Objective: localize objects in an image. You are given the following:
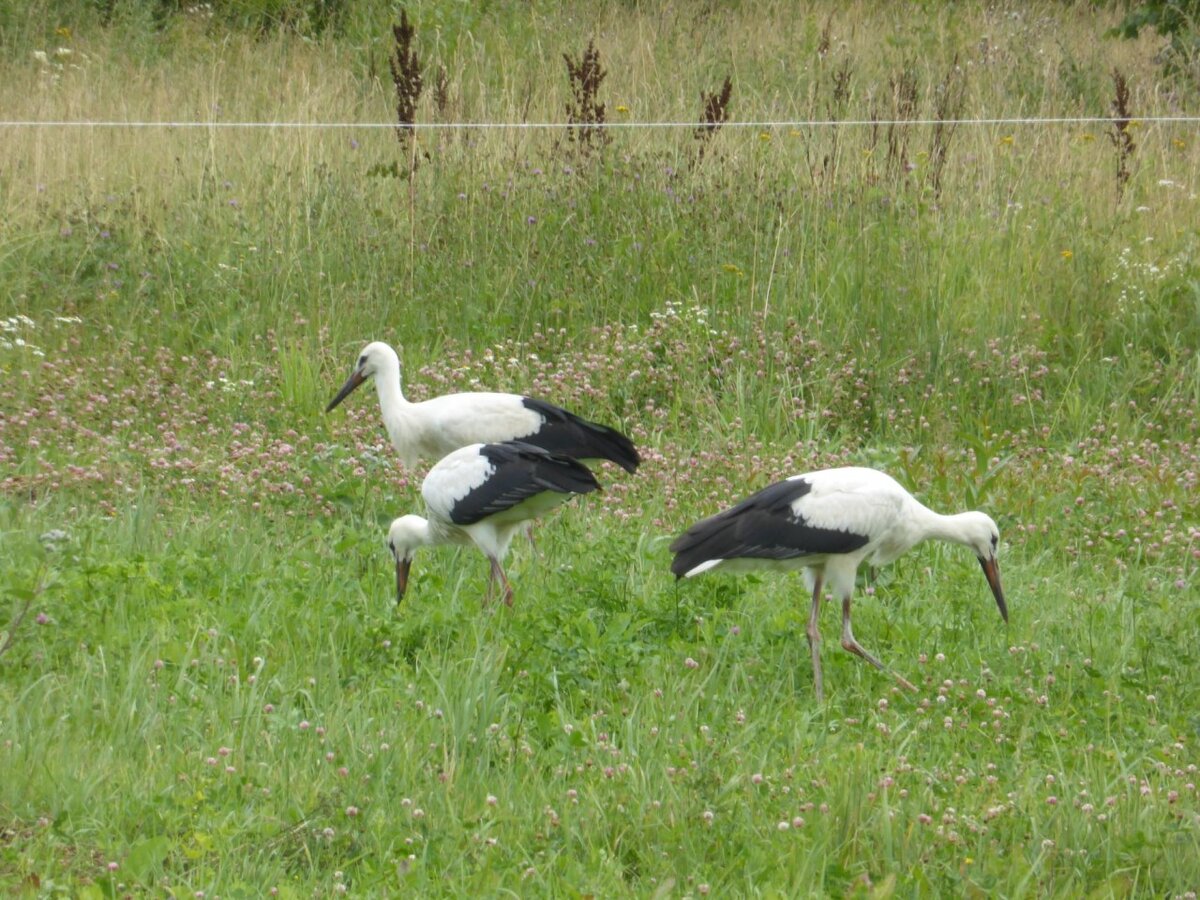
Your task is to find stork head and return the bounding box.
[387,514,430,604]
[326,342,400,412]
[957,511,1007,623]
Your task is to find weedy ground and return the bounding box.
[1,2,1199,896]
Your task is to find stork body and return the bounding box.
[327,342,639,473]
[669,466,1007,701]
[388,441,600,607]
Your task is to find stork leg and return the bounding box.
[483,558,498,606]
[486,556,515,607]
[839,595,917,692]
[806,572,825,704]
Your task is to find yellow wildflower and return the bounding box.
[999,135,1014,146]
[615,104,629,114]
[1061,249,1073,260]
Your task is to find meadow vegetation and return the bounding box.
[2,1,1200,895]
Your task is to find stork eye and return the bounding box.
[388,540,395,553]
[358,355,368,368]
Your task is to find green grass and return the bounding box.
[3,1,1200,895]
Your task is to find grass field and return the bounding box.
[2,1,1200,895]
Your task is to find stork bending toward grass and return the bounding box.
[327,342,639,473]
[669,467,1007,702]
[387,441,600,607]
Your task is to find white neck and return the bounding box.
[870,499,991,567]
[912,503,981,550]
[394,515,443,555]
[372,348,410,409]
[371,351,421,466]
[414,517,439,547]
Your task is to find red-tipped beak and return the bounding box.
[326,369,367,412]
[979,556,1007,623]
[395,557,411,605]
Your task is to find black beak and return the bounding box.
[326,369,367,413]
[979,556,1007,623]
[396,557,411,605]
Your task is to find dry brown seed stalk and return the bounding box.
[391,9,423,153]
[563,39,611,153]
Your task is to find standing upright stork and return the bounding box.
[669,466,1007,702]
[387,441,600,607]
[326,342,639,473]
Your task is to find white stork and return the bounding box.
[387,441,600,607]
[327,342,639,473]
[669,466,1007,702]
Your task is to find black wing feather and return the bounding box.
[449,441,600,526]
[669,478,869,577]
[521,397,640,473]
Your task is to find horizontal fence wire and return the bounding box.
[2,116,1200,130]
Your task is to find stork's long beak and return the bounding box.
[326,369,367,412]
[979,556,1007,623]
[395,557,412,605]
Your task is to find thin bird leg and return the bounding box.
[488,556,514,607]
[839,595,917,692]
[483,558,505,607]
[483,560,496,607]
[806,572,825,704]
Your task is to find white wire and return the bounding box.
[1,115,1198,129]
